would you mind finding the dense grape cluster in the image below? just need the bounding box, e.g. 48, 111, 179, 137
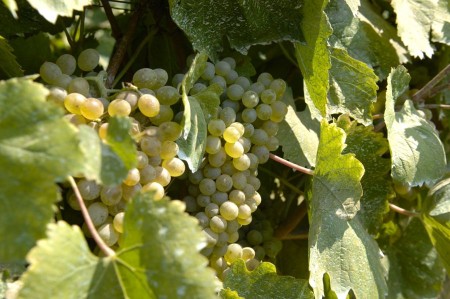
41, 50, 288, 277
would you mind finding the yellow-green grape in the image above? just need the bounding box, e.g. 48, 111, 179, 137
64, 93, 86, 114
78, 48, 100, 71
223, 126, 241, 143
262, 120, 279, 136
251, 129, 269, 146
208, 119, 226, 136
115, 91, 139, 111
229, 189, 245, 205
77, 179, 101, 200
215, 174, 233, 192
270, 101, 288, 122
203, 164, 221, 179
68, 77, 90, 97
190, 83, 207, 95
241, 108, 257, 123
224, 243, 243, 264
47, 87, 67, 108
242, 247, 256, 260
122, 183, 141, 201
243, 123, 255, 138
205, 136, 222, 154
108, 99, 131, 117
208, 147, 227, 167
133, 68, 158, 89
221, 160, 237, 176
225, 142, 244, 158
153, 166, 171, 187
243, 183, 255, 198
108, 200, 126, 216
142, 181, 165, 200
138, 94, 160, 117
162, 157, 185, 177
238, 137, 251, 153
160, 140, 179, 159
205, 202, 219, 218
247, 176, 261, 191
246, 259, 260, 271
242, 90, 259, 108
269, 79, 287, 99
98, 123, 108, 140
222, 57, 236, 69
123, 168, 140, 186
233, 154, 251, 171
234, 76, 250, 89
237, 215, 252, 226
227, 84, 245, 101
113, 212, 125, 233
196, 212, 210, 228
203, 228, 219, 248
54, 74, 72, 89
219, 201, 239, 221
66, 191, 80, 211
97, 223, 119, 246
251, 145, 270, 164
209, 215, 228, 233
197, 194, 211, 208
219, 107, 236, 127
56, 54, 76, 75
154, 68, 169, 88
88, 202, 109, 226
249, 82, 265, 95
215, 60, 232, 76
257, 72, 273, 87
199, 178, 217, 196
266, 136, 280, 151
211, 192, 228, 205
40, 61, 62, 84
159, 121, 182, 141
238, 204, 252, 220
201, 62, 215, 80
149, 105, 174, 125
225, 69, 238, 84
228, 231, 239, 243
256, 103, 272, 121
229, 122, 245, 136
210, 75, 227, 90
156, 86, 180, 105
226, 219, 240, 235
139, 164, 157, 184
260, 89, 277, 104
232, 172, 247, 190
136, 151, 149, 169
63, 114, 87, 126
80, 97, 104, 120
100, 185, 123, 206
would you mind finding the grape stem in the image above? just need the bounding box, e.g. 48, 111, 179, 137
269, 153, 314, 175
100, 0, 122, 40
280, 232, 309, 240
67, 176, 115, 257
389, 203, 420, 217
423, 103, 450, 109
412, 64, 450, 102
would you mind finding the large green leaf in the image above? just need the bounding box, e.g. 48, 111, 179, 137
326, 0, 406, 80
105, 117, 137, 170
328, 48, 378, 125
17, 221, 155, 299
309, 120, 387, 299
337, 115, 393, 233
9, 33, 52, 75
279, 88, 320, 168
431, 0, 450, 45
0, 36, 23, 79
390, 0, 442, 58
27, 0, 93, 23
384, 66, 446, 186
168, 0, 304, 59
295, 0, 332, 117
386, 218, 446, 299
120, 193, 218, 298
422, 178, 450, 273
222, 260, 313, 299
0, 79, 84, 262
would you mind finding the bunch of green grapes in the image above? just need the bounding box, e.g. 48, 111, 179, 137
41, 49, 187, 249
177, 57, 288, 277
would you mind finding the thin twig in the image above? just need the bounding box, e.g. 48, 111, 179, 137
423, 103, 450, 109
67, 176, 115, 257
279, 232, 309, 240
372, 113, 384, 120
275, 202, 308, 239
106, 2, 144, 88
259, 166, 304, 196
412, 64, 450, 102
269, 153, 314, 176
374, 120, 386, 132
100, 0, 122, 40
389, 203, 420, 217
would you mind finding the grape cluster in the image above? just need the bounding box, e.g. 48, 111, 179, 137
177, 57, 288, 277
41, 49, 186, 248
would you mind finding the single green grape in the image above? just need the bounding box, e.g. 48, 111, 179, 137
64, 93, 86, 115
219, 201, 239, 221
68, 77, 90, 97
108, 99, 131, 116
138, 94, 160, 117
141, 181, 165, 200
80, 97, 104, 120
40, 61, 62, 84
162, 157, 185, 177
56, 54, 76, 75
78, 48, 100, 71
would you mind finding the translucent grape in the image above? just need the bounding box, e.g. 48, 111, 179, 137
208, 119, 226, 136
201, 62, 216, 80
56, 54, 76, 75
68, 77, 90, 97
209, 215, 228, 233
269, 79, 287, 99
136, 151, 149, 169
235, 76, 251, 90
113, 212, 125, 233
172, 73, 185, 87
225, 142, 244, 158
149, 105, 174, 125
261, 89, 277, 104
190, 83, 207, 95
232, 172, 247, 190
108, 99, 131, 116
53, 74, 72, 89
222, 57, 236, 69
222, 99, 240, 112
78, 48, 100, 71
242, 247, 256, 260
229, 189, 246, 205
133, 68, 158, 89
158, 121, 182, 141
267, 136, 280, 151
257, 72, 273, 87
123, 168, 140, 186
100, 185, 122, 206
203, 164, 222, 180
251, 145, 270, 164
251, 129, 269, 146
97, 223, 119, 246
122, 183, 142, 201
229, 122, 245, 136
215, 61, 232, 76
98, 123, 108, 140
205, 135, 222, 154
156, 86, 180, 105
227, 84, 244, 101
64, 93, 86, 114
238, 137, 251, 153
247, 176, 261, 191
241, 108, 257, 123
40, 62, 62, 84
237, 215, 252, 225
243, 184, 256, 198
270, 101, 288, 122
211, 192, 228, 205
196, 212, 210, 228
66, 192, 80, 210
77, 179, 101, 200
226, 219, 240, 233
208, 147, 227, 167
154, 68, 169, 88
228, 231, 239, 243
225, 70, 238, 84
189, 170, 204, 185
87, 202, 109, 226
223, 126, 241, 143
199, 178, 216, 196
221, 160, 236, 176
249, 82, 265, 95
256, 103, 272, 120
115, 91, 139, 111
238, 204, 252, 220
80, 97, 104, 120
224, 243, 243, 264
140, 164, 156, 184
160, 140, 179, 159
153, 166, 171, 186
141, 182, 165, 200
205, 203, 219, 218
108, 200, 126, 216
197, 194, 211, 207
182, 195, 198, 212
140, 136, 161, 157
203, 228, 219, 247
162, 157, 185, 177
219, 107, 236, 126
262, 120, 279, 136
233, 154, 251, 171
219, 201, 239, 221
215, 174, 233, 192
210, 75, 227, 90
243, 123, 255, 138
46, 87, 67, 107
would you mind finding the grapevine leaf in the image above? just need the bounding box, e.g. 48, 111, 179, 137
9, 33, 52, 75
295, 0, 332, 117
1, 0, 18, 18
279, 88, 320, 167
178, 52, 209, 172
120, 193, 218, 298
168, 0, 304, 60
309, 120, 387, 299
26, 0, 94, 23
328, 48, 378, 125
422, 178, 450, 272
220, 288, 244, 299
192, 83, 222, 120
431, 0, 450, 45
0, 79, 84, 262
386, 218, 446, 298
337, 115, 393, 233
17, 221, 155, 299
327, 0, 406, 80
390, 0, 436, 58
385, 66, 446, 186
222, 260, 313, 299
78, 125, 128, 186
0, 36, 23, 79
106, 116, 137, 170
